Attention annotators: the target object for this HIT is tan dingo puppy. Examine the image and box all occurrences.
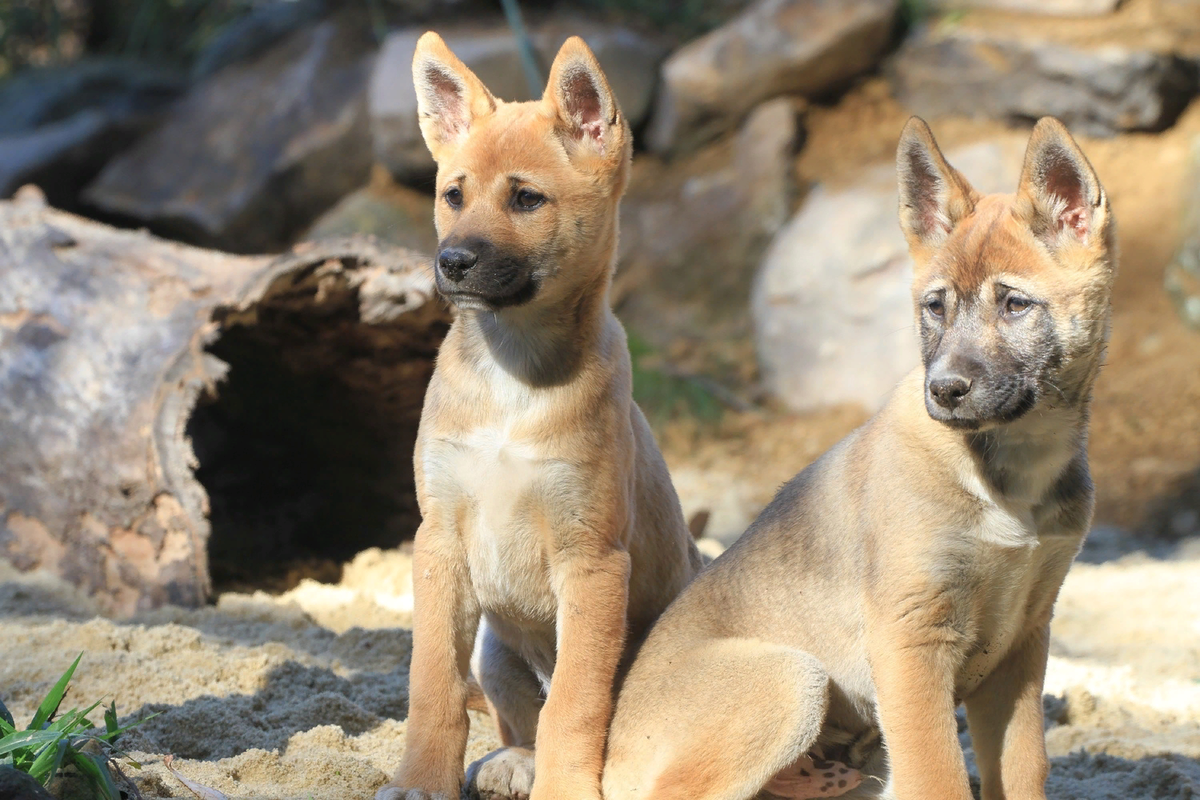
[602,117,1116,800]
[374,33,702,800]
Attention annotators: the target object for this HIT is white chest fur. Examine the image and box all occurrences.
[952,480,1080,697]
[418,341,598,636]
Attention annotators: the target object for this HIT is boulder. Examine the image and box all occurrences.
[0,60,183,206]
[369,18,667,181]
[303,165,438,254]
[0,766,54,800]
[1167,136,1200,331]
[191,0,329,79]
[0,59,182,137]
[617,98,804,376]
[644,0,897,157]
[890,24,1198,137]
[83,19,376,254]
[752,137,1025,413]
[923,0,1119,14]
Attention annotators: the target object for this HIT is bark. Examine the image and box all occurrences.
[0,187,447,614]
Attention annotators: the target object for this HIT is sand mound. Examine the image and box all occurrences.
[2,542,1199,799]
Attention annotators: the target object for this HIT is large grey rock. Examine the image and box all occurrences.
[84,20,376,254]
[644,0,897,156]
[617,98,804,368]
[303,166,437,254]
[890,25,1198,138]
[1167,136,1200,330]
[0,765,54,800]
[0,59,182,136]
[370,18,667,182]
[752,138,1025,413]
[924,0,1119,14]
[0,60,183,205]
[191,0,328,79]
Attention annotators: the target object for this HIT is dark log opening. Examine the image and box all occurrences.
[186,255,448,594]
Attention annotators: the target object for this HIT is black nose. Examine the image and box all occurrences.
[437,247,478,282]
[929,374,973,409]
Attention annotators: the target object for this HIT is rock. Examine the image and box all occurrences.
[83,19,375,254]
[0,59,183,137]
[0,766,54,800]
[752,137,1025,413]
[0,60,184,206]
[890,24,1199,137]
[303,165,437,254]
[192,0,329,79]
[1167,136,1200,330]
[644,0,897,156]
[369,18,666,181]
[0,111,114,200]
[616,98,804,379]
[924,0,1119,14]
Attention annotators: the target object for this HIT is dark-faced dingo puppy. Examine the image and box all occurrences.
[374,33,703,800]
[602,117,1116,800]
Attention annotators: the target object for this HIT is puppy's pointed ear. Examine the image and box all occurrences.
[412,31,496,161]
[897,117,979,254]
[1016,117,1108,248]
[544,36,628,167]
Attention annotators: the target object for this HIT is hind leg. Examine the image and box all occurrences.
[604,638,856,800]
[465,622,543,799]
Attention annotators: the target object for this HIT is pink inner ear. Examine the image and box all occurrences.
[904,146,949,239]
[425,65,467,139]
[1042,149,1090,238]
[1061,206,1089,236]
[561,67,604,146]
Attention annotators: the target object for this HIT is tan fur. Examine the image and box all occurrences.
[603,117,1116,800]
[375,33,701,800]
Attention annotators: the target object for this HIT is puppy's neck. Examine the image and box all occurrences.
[961,403,1088,508]
[461,271,612,389]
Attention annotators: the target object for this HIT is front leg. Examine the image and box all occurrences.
[868,592,972,800]
[533,547,631,800]
[964,624,1051,800]
[378,521,480,800]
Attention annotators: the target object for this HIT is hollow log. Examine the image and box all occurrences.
[0,187,448,615]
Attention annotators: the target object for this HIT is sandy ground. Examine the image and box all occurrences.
[2,533,1200,799]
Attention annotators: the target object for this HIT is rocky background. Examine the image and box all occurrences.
[2,0,1200,797]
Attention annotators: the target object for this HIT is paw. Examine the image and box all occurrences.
[374,786,455,800]
[465,747,536,800]
[764,755,862,799]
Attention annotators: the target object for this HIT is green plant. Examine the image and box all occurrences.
[0,653,153,800]
[627,330,723,429]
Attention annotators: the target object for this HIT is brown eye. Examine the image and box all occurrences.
[444,186,463,208]
[926,297,945,319]
[1006,296,1032,316]
[515,188,545,210]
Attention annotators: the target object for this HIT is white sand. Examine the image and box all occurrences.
[2,540,1198,799]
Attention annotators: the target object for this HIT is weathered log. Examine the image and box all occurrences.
[0,187,448,614]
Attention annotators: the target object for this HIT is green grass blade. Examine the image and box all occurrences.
[27,737,69,785]
[104,703,118,739]
[0,728,61,756]
[29,653,83,730]
[91,752,121,800]
[67,748,119,800]
[102,710,160,742]
[0,697,14,729]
